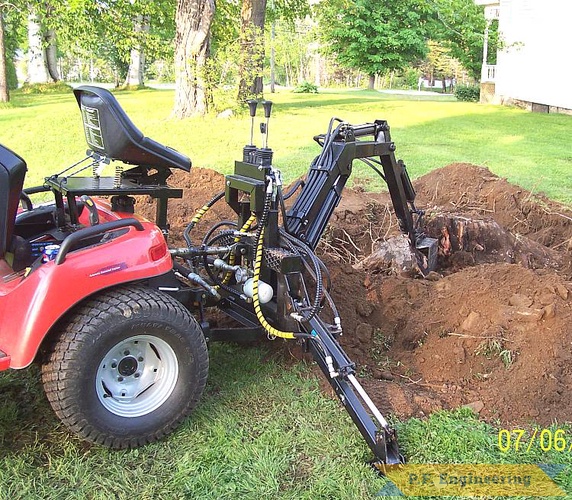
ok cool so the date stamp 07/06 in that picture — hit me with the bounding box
[498,429,572,453]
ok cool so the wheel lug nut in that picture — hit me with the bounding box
[124,350,130,356]
[134,373,140,378]
[118,376,124,382]
[138,357,143,362]
[111,363,117,369]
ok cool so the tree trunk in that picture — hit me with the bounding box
[45,29,59,81]
[314,52,320,87]
[124,15,149,87]
[368,74,375,90]
[0,10,9,102]
[237,0,267,103]
[125,48,144,87]
[269,20,275,93]
[27,10,51,84]
[173,0,215,118]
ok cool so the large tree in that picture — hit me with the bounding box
[317,0,432,89]
[22,1,62,84]
[237,0,267,102]
[425,0,487,80]
[173,0,215,118]
[124,14,149,87]
[26,7,51,83]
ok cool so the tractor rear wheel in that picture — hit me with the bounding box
[42,285,208,449]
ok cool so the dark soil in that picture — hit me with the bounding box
[140,163,572,427]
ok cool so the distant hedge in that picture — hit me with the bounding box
[454,84,480,102]
[293,81,318,93]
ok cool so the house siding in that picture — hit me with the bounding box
[496,0,572,110]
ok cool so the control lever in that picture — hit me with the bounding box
[247,99,258,146]
[80,195,99,226]
[262,100,273,149]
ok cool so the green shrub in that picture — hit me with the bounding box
[18,82,72,94]
[293,81,318,93]
[454,84,480,102]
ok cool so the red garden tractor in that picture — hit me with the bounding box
[0,86,436,467]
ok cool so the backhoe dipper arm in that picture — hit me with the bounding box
[303,315,402,466]
[286,119,421,252]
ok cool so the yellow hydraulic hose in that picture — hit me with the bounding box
[184,191,225,247]
[190,204,210,225]
[222,213,257,284]
[252,226,296,339]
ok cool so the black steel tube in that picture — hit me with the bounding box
[306,316,403,465]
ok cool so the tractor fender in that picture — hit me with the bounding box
[0,221,172,368]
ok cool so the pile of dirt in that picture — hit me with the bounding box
[144,163,572,427]
[415,163,572,250]
[136,168,233,247]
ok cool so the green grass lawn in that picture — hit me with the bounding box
[1,87,571,498]
[3,87,572,202]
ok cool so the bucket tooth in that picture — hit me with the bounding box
[415,236,438,275]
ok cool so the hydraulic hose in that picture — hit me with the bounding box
[251,181,297,339]
[222,213,256,284]
[183,191,225,247]
[252,226,296,339]
[202,220,238,246]
[280,230,324,322]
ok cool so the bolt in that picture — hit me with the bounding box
[138,357,143,362]
[124,350,130,356]
[134,373,140,378]
[118,376,124,382]
[111,363,117,369]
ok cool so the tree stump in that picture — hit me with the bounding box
[354,215,562,274]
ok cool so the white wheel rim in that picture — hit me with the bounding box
[95,335,179,417]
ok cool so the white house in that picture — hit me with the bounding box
[475,0,572,113]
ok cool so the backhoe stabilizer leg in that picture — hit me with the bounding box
[305,317,404,466]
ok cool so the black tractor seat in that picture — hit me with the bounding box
[73,86,191,172]
[0,144,27,266]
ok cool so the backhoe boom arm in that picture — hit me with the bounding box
[286,119,436,271]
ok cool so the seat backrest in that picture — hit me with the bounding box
[0,145,27,260]
[73,86,191,172]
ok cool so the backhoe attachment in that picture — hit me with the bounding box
[177,112,438,466]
